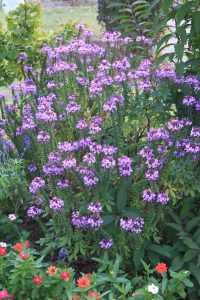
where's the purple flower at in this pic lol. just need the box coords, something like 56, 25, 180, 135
76, 119, 88, 130
0, 93, 6, 101
147, 128, 171, 142
17, 54, 27, 62
56, 179, 70, 189
88, 202, 102, 213
118, 156, 132, 176
66, 101, 81, 114
47, 81, 58, 89
29, 177, 45, 194
48, 152, 62, 162
195, 101, 200, 111
88, 214, 104, 229
62, 157, 77, 169
28, 164, 37, 173
37, 131, 50, 144
49, 197, 64, 211
89, 123, 101, 135
183, 96, 196, 106
76, 24, 85, 30
120, 217, 144, 233
142, 188, 156, 202
145, 169, 159, 181
101, 156, 116, 169
99, 238, 113, 249
139, 146, 154, 159
71, 212, 89, 229
102, 145, 117, 156
27, 206, 41, 218
83, 172, 99, 187
191, 127, 200, 138
157, 192, 169, 205
82, 152, 96, 165
91, 116, 103, 125
83, 30, 93, 37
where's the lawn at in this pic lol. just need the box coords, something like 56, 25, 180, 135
0, 5, 102, 34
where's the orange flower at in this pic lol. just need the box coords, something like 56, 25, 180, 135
88, 291, 99, 300
13, 243, 24, 252
46, 266, 58, 276
77, 276, 91, 288
155, 262, 168, 274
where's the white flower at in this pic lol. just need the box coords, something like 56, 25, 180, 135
8, 214, 16, 221
147, 283, 159, 294
0, 242, 7, 248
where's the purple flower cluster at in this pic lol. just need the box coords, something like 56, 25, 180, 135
29, 177, 45, 194
71, 210, 103, 230
142, 189, 169, 205
136, 35, 153, 46
27, 206, 41, 218
49, 197, 64, 211
87, 202, 102, 213
118, 156, 133, 176
120, 217, 144, 233
99, 238, 113, 249
103, 94, 124, 113
37, 131, 50, 144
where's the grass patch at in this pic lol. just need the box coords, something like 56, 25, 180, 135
42, 6, 102, 34
0, 5, 102, 34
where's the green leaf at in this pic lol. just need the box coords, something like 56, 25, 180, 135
162, 277, 168, 294
117, 177, 131, 212
176, 62, 185, 76
176, 2, 191, 24
194, 11, 200, 33
122, 207, 144, 218
147, 251, 160, 265
163, 0, 173, 11
183, 250, 199, 262
102, 215, 115, 226
186, 217, 200, 232
147, 244, 172, 258
190, 263, 200, 284
183, 278, 194, 288
171, 256, 184, 271
175, 43, 184, 60
166, 222, 181, 231
180, 237, 200, 250
133, 248, 145, 268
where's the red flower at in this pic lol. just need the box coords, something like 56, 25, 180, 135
0, 290, 8, 299
10, 295, 14, 300
18, 253, 29, 259
33, 276, 42, 285
86, 273, 92, 279
24, 240, 30, 248
13, 243, 24, 252
77, 276, 91, 288
0, 248, 7, 256
88, 291, 99, 300
60, 272, 70, 282
155, 262, 168, 274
